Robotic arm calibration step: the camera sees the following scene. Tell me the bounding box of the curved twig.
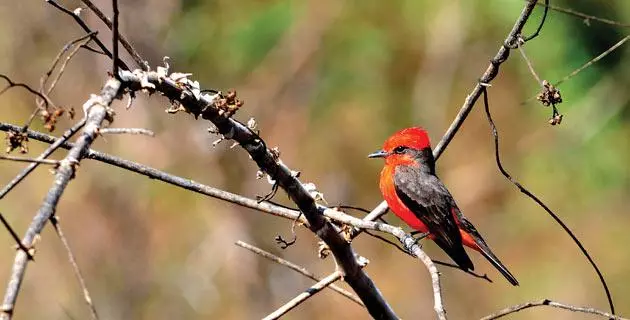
[480,87,615,315]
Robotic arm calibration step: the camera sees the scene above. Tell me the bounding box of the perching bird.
[369,127,518,285]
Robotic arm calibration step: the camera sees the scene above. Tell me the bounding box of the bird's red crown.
[382,127,431,152]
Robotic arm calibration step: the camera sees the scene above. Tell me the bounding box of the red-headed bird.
[369,127,518,285]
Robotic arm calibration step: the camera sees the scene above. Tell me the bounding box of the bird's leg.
[410,231,430,247]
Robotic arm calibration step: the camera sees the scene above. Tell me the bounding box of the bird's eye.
[393,146,408,154]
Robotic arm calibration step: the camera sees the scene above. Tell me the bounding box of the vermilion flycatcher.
[369,127,518,285]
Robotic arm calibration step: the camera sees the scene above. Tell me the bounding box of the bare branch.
[45,0,129,71]
[0,74,53,108]
[79,0,146,69]
[99,128,155,136]
[481,87,615,314]
[0,155,59,166]
[0,118,86,200]
[263,271,344,320]
[117,69,399,319]
[535,1,630,28]
[555,35,630,87]
[50,217,99,320]
[111,0,120,78]
[235,241,363,307]
[0,77,121,320]
[481,299,628,320]
[0,214,33,261]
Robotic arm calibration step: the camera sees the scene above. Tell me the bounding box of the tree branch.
[235,241,363,307]
[0,78,121,320]
[481,299,628,320]
[117,69,399,319]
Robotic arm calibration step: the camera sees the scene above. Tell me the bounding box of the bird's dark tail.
[475,240,519,286]
[435,240,475,271]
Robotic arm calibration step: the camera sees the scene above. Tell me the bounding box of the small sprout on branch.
[341,223,354,242]
[5,129,28,154]
[549,111,563,126]
[213,89,243,118]
[156,56,170,77]
[40,108,66,132]
[291,170,301,178]
[256,170,265,179]
[537,80,563,106]
[318,241,330,259]
[246,117,257,131]
[73,7,83,16]
[537,81,564,126]
[303,182,327,204]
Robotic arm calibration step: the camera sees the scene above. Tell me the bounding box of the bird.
[368,127,519,285]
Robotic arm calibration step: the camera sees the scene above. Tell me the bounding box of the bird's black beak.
[367,150,388,158]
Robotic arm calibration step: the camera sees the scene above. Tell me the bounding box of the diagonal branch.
[235,241,363,307]
[0,78,121,320]
[481,299,628,320]
[118,70,398,319]
[263,271,345,320]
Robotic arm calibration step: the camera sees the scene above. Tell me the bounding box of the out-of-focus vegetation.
[0,1,628,319]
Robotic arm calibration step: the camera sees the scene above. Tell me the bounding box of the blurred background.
[0,0,629,319]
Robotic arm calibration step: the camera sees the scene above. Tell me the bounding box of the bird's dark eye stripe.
[393,146,408,154]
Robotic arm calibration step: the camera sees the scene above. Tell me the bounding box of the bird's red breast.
[379,164,430,233]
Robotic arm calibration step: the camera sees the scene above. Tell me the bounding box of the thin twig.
[432,0,538,159]
[111,0,120,78]
[481,299,628,320]
[0,78,121,320]
[0,118,87,200]
[50,217,99,320]
[0,155,59,166]
[555,35,630,87]
[481,87,615,315]
[263,271,344,320]
[0,122,306,224]
[0,74,53,108]
[516,39,543,85]
[80,0,146,69]
[99,128,155,136]
[235,241,363,307]
[0,214,33,261]
[46,35,94,97]
[535,1,630,28]
[45,0,129,71]
[521,0,548,42]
